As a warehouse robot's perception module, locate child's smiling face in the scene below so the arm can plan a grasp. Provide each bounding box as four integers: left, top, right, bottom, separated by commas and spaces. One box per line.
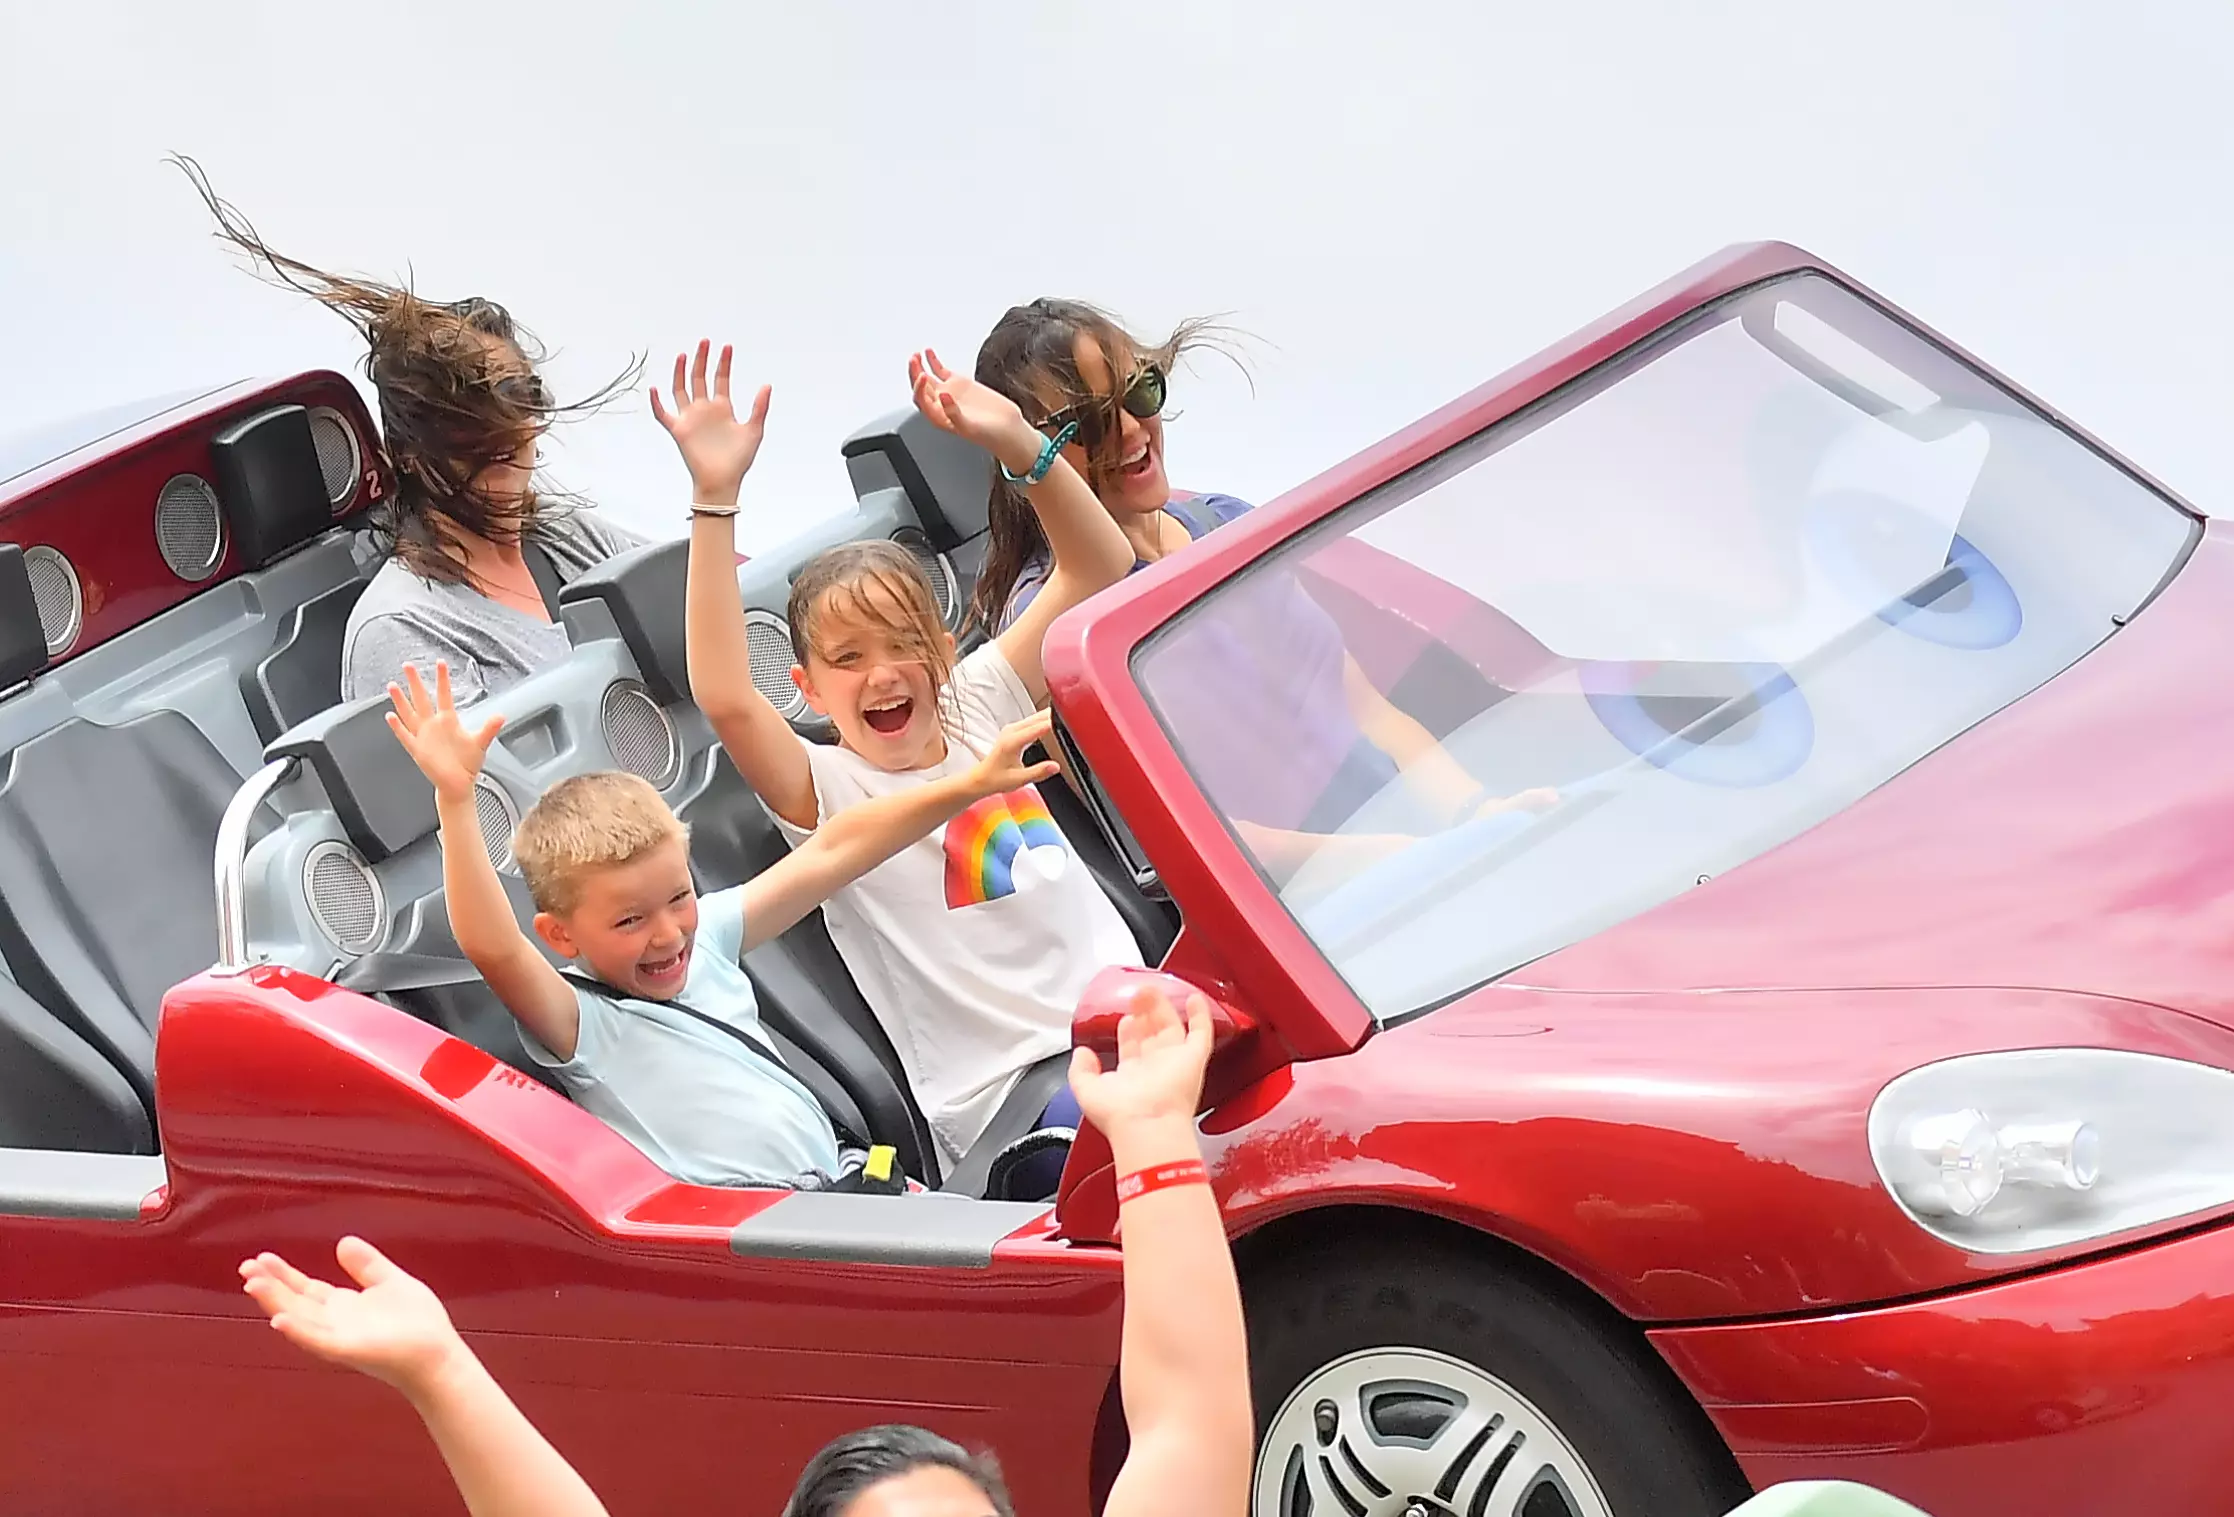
794, 580, 959, 773
533, 835, 700, 1000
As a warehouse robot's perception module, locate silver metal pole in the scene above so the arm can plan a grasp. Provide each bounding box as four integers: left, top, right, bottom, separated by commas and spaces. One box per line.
212, 757, 296, 973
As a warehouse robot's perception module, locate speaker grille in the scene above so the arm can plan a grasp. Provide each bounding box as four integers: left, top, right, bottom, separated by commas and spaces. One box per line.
303, 840, 385, 953
744, 610, 806, 719
21, 547, 81, 657
601, 680, 679, 789
893, 527, 959, 628
473, 778, 518, 873
306, 407, 361, 511
154, 473, 226, 582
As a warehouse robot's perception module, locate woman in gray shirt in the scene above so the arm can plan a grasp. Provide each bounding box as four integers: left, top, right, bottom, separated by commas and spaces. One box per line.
188, 165, 643, 705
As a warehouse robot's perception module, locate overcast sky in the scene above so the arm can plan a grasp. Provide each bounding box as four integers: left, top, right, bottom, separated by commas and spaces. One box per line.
4, 3, 2229, 548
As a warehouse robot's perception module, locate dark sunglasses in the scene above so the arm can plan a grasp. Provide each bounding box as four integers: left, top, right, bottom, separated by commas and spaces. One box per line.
493, 372, 553, 411
1039, 362, 1167, 453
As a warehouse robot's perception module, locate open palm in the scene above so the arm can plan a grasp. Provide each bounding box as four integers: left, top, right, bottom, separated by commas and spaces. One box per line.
386, 662, 503, 802
969, 710, 1063, 796
240, 1237, 463, 1394
650, 339, 772, 503
909, 348, 1033, 461
1069, 987, 1214, 1134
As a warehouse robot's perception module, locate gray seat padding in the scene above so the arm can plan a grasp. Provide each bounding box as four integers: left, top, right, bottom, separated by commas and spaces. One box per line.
683, 761, 942, 1180
840, 406, 997, 550
0, 974, 152, 1153
241, 578, 370, 744
0, 710, 265, 1104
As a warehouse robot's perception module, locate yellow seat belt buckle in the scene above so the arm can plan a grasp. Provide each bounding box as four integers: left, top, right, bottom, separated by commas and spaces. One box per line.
864, 1145, 896, 1184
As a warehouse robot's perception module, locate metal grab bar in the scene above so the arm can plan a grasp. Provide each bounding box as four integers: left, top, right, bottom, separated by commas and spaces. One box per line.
212, 757, 298, 974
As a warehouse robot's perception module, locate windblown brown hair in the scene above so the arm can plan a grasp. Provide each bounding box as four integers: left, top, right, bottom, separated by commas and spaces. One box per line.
170, 155, 640, 586
968, 298, 1238, 634
786, 540, 954, 692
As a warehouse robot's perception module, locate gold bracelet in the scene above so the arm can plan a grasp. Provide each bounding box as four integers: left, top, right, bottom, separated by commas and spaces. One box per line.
689, 502, 741, 518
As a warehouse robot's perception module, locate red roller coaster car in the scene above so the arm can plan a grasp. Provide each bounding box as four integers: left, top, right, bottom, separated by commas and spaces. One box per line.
1, 243, 2229, 1517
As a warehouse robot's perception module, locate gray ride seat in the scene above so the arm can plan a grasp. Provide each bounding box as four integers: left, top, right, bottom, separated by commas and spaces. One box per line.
0, 704, 262, 1108
240, 577, 372, 744
0, 546, 154, 1153
0, 407, 377, 1152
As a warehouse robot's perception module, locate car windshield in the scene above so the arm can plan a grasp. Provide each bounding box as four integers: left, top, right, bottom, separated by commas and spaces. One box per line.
1133, 273, 2196, 1022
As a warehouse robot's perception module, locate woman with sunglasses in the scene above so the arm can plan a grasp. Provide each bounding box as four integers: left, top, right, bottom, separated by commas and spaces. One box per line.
181, 161, 646, 707
970, 300, 1554, 880
968, 299, 1244, 635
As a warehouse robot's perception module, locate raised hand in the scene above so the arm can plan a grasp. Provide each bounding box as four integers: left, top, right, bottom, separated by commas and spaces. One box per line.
387, 662, 504, 803
908, 348, 1043, 476
240, 1237, 467, 1397
966, 710, 1062, 798
1069, 986, 1214, 1139
649, 339, 773, 507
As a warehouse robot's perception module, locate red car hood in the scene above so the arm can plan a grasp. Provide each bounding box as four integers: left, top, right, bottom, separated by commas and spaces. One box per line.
1514, 517, 2234, 1028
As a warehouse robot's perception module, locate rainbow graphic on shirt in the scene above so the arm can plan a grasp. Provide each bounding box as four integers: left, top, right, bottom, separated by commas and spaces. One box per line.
943, 786, 1068, 909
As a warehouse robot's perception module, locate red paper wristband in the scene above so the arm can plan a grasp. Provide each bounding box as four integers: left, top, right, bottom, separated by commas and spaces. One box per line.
1115, 1159, 1208, 1204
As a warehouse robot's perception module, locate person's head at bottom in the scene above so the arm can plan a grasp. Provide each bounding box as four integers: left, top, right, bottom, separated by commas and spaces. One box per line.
783, 1424, 1013, 1517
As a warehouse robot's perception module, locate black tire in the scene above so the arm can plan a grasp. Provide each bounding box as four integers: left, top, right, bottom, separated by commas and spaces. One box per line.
1246, 1231, 1747, 1517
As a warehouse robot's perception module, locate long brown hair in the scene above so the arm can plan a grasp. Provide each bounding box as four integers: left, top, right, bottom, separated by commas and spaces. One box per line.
787, 540, 955, 690
172, 156, 639, 585
967, 299, 1231, 634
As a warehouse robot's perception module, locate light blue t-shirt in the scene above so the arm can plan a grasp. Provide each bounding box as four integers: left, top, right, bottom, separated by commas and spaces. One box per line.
522, 886, 842, 1186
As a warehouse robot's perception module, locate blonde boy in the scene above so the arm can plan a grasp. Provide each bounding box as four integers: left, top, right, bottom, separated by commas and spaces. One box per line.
385, 662, 1057, 1188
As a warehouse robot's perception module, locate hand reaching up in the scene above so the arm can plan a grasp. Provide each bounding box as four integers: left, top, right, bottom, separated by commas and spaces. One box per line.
650, 340, 772, 508
1069, 986, 1215, 1149
241, 1237, 466, 1398
966, 710, 1063, 799
908, 348, 1044, 478
387, 662, 504, 804
243, 1238, 617, 1516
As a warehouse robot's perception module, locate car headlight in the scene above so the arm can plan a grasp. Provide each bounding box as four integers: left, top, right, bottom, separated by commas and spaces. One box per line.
1867, 1048, 2234, 1255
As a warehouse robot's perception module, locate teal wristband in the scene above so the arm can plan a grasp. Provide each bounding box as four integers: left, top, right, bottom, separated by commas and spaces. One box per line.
1000, 421, 1078, 487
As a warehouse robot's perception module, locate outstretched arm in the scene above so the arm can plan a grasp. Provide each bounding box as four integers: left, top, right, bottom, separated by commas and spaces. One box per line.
241, 1238, 610, 1517
656, 341, 818, 831
1233, 818, 1415, 888
1342, 656, 1557, 824
387, 664, 579, 1059
1072, 990, 1254, 1517
904, 349, 1133, 701
740, 712, 1060, 951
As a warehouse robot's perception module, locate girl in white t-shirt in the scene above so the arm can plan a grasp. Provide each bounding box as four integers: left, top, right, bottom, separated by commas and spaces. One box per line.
652, 340, 1142, 1178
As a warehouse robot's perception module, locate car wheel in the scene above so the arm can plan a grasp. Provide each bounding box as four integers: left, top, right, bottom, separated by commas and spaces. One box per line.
1246, 1236, 1744, 1517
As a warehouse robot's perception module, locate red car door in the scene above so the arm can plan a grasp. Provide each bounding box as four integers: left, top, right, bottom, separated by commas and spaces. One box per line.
0, 968, 1127, 1516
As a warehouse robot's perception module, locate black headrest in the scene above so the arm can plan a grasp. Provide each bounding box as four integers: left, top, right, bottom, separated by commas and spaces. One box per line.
840, 408, 995, 550
559, 538, 689, 706
266, 692, 434, 864
0, 545, 47, 687
211, 405, 335, 569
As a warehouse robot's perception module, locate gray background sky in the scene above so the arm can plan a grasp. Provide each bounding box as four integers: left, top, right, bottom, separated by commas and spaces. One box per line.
4, 3, 2229, 547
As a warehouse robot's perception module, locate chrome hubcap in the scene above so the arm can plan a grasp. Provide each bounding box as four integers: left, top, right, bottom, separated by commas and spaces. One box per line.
1254, 1347, 1613, 1517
